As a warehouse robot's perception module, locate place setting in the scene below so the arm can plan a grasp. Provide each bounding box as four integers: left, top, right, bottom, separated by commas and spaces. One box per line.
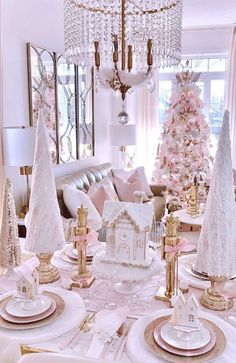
143, 294, 226, 362
0, 270, 65, 330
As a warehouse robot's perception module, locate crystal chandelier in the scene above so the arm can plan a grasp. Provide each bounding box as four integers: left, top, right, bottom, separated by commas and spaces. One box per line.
64, 0, 183, 100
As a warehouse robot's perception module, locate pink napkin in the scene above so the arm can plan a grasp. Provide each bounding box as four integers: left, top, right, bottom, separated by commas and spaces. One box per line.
86, 306, 129, 359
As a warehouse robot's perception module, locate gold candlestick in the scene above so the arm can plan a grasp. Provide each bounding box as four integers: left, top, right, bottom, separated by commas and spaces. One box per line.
155, 213, 180, 301
187, 175, 199, 217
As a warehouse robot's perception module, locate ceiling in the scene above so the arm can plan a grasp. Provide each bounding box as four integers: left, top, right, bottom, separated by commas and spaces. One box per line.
183, 0, 236, 27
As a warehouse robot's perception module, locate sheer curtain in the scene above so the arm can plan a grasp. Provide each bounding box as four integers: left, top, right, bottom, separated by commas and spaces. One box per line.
127, 72, 159, 180
226, 26, 236, 168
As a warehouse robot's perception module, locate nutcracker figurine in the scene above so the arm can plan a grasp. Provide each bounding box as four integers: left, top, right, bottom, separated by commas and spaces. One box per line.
155, 213, 180, 301
71, 205, 92, 285
187, 175, 199, 216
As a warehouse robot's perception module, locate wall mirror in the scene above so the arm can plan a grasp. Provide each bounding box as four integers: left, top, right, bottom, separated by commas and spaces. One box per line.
27, 43, 94, 164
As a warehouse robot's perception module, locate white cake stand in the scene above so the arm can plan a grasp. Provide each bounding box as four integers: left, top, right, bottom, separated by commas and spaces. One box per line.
92, 248, 162, 295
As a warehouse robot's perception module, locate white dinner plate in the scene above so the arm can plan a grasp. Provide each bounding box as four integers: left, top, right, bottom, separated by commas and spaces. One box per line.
160, 322, 211, 350
5, 295, 52, 318
154, 320, 216, 356
72, 247, 95, 258
1, 298, 56, 324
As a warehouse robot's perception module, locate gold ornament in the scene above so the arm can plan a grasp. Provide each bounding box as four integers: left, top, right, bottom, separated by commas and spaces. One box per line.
155, 213, 180, 301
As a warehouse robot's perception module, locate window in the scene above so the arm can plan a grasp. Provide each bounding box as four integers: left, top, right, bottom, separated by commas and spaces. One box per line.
158, 56, 227, 155
188, 314, 194, 322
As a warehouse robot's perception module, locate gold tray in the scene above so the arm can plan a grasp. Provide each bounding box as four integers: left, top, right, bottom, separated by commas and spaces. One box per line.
0, 291, 65, 330
144, 315, 226, 363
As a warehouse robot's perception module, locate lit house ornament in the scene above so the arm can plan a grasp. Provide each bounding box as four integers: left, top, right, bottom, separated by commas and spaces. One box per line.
64, 0, 183, 101
170, 294, 201, 331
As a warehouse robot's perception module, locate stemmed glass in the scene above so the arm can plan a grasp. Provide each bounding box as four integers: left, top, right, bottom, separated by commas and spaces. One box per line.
215, 279, 236, 326
150, 220, 166, 249
91, 248, 118, 310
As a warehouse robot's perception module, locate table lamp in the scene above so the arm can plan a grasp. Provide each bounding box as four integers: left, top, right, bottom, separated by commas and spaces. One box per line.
110, 124, 136, 169
2, 126, 36, 217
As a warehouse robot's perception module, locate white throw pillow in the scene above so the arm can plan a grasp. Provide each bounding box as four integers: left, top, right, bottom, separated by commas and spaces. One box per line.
63, 186, 102, 231
112, 166, 154, 197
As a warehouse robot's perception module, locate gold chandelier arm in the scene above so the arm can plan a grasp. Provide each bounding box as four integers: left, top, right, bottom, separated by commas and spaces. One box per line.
67, 0, 180, 17
121, 0, 126, 70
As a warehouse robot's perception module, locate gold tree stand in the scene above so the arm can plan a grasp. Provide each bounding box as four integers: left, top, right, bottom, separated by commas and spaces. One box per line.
200, 276, 233, 311
36, 253, 60, 284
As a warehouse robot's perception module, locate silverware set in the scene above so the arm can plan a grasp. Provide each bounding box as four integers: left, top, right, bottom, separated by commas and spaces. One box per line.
59, 312, 95, 350
59, 312, 131, 360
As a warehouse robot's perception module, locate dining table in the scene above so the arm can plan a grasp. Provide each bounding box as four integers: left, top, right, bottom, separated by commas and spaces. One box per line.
0, 236, 236, 363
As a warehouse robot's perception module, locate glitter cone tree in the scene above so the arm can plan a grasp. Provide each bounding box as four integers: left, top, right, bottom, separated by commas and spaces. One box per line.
153, 68, 211, 203
0, 177, 21, 270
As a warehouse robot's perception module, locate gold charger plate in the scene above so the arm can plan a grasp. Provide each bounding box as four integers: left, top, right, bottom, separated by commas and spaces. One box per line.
0, 291, 65, 330
144, 315, 226, 363
1, 298, 57, 324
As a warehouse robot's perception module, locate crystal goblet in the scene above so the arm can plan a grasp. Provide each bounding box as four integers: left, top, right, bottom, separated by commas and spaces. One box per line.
215, 279, 236, 326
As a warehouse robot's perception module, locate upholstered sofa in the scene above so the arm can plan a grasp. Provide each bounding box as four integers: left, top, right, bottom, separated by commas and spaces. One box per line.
55, 162, 166, 221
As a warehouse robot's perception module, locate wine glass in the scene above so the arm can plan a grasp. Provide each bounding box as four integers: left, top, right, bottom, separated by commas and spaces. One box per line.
150, 220, 166, 249
215, 279, 236, 326
91, 248, 117, 310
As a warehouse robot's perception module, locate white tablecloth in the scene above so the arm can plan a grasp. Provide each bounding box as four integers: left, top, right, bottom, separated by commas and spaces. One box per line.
126, 308, 236, 363
0, 287, 86, 344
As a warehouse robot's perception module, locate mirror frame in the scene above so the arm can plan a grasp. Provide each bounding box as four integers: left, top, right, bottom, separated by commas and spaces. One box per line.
27, 42, 95, 164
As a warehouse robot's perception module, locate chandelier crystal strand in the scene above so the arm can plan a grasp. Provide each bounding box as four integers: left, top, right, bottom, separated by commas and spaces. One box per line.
64, 0, 182, 98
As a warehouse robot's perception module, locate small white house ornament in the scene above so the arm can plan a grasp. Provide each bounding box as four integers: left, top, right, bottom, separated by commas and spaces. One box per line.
103, 200, 154, 266
16, 270, 40, 300
170, 294, 201, 332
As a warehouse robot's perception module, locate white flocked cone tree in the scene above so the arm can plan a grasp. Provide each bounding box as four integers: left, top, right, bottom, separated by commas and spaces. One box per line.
25, 108, 65, 283
195, 110, 236, 310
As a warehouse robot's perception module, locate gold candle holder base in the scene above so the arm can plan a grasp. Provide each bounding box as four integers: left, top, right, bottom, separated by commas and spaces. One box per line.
36, 253, 60, 284
71, 273, 95, 288
155, 286, 171, 302
200, 278, 233, 311
71, 270, 91, 281
155, 286, 179, 302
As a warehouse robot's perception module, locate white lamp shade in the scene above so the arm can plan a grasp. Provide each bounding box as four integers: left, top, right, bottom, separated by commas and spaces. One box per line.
110, 124, 136, 146
2, 127, 36, 166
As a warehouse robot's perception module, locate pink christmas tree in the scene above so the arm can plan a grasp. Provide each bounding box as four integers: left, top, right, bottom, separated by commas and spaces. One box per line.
153, 68, 211, 203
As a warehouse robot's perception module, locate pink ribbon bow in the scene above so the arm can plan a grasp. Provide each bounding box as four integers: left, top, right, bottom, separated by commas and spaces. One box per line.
165, 238, 195, 260
71, 230, 99, 246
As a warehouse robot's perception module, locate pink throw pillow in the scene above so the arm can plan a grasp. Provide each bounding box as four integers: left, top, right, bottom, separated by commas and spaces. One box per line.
88, 184, 114, 216
114, 172, 149, 202
112, 166, 153, 197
